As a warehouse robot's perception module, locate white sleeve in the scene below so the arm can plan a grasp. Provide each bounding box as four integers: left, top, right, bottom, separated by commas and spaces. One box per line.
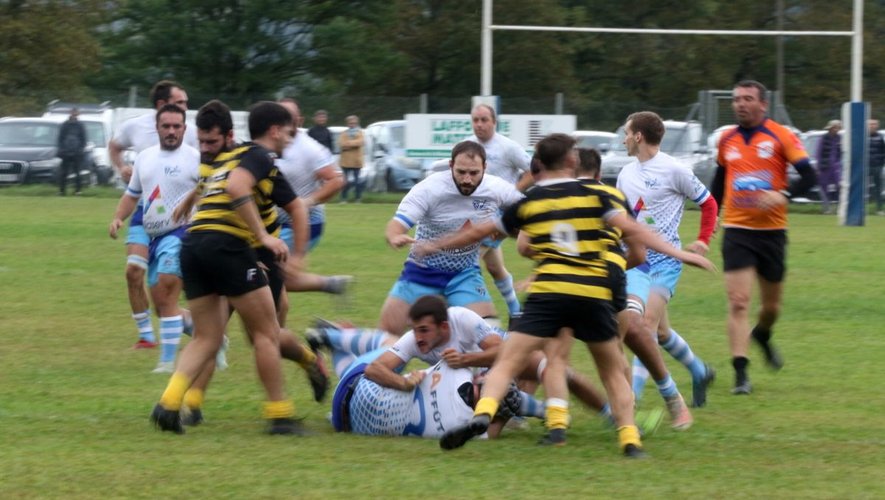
450, 307, 502, 350
310, 141, 335, 173
114, 120, 135, 149
388, 331, 420, 364
674, 165, 710, 204
510, 143, 531, 174
393, 180, 431, 229
125, 151, 146, 197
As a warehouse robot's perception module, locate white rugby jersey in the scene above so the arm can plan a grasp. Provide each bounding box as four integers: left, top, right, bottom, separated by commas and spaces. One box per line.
388, 307, 502, 365
616, 151, 710, 267
349, 361, 479, 438
394, 171, 523, 273
126, 144, 200, 237
113, 112, 198, 153
466, 133, 531, 185
275, 131, 337, 225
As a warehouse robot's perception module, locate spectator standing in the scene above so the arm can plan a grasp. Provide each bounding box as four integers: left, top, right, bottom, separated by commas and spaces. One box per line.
57, 107, 87, 196
816, 120, 842, 214
339, 115, 365, 203
868, 119, 884, 215
307, 110, 334, 152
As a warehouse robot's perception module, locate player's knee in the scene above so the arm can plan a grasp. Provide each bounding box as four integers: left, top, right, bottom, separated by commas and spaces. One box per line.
125, 255, 147, 281
125, 266, 145, 284
727, 291, 751, 313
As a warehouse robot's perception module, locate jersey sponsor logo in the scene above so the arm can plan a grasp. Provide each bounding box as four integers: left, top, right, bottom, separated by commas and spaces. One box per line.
473, 199, 488, 211
725, 146, 742, 161
757, 141, 775, 159
144, 185, 165, 215
644, 178, 660, 190
164, 165, 182, 176
143, 219, 171, 233
733, 174, 772, 192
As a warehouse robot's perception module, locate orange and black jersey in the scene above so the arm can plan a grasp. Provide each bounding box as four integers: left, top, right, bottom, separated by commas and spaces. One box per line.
497, 178, 629, 301
189, 143, 297, 247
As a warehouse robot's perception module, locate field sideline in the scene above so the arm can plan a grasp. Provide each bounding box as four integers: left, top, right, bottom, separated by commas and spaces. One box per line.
1, 189, 884, 498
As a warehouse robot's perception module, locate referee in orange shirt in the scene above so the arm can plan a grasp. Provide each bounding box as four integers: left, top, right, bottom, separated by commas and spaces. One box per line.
711, 80, 817, 395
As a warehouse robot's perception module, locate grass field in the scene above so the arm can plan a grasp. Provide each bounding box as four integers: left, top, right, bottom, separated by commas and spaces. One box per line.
1, 186, 884, 498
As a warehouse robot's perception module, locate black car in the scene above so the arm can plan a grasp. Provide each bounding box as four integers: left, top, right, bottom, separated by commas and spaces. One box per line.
0, 117, 113, 186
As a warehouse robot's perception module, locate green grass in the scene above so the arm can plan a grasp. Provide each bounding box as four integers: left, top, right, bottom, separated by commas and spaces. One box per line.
1, 191, 884, 498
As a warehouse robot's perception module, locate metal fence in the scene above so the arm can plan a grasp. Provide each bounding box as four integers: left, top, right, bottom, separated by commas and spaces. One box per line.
0, 86, 851, 133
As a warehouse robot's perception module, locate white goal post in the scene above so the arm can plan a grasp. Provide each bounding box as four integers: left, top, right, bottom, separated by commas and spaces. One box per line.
480, 0, 868, 226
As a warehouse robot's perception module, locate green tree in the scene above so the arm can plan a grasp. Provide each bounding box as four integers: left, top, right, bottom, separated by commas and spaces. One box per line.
0, 1, 104, 115
95, 0, 317, 107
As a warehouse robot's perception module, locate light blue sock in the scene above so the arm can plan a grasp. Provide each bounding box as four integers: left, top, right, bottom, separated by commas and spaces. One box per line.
159, 315, 183, 363
632, 356, 650, 401
655, 374, 679, 399
494, 274, 521, 315
661, 328, 706, 381
326, 328, 392, 356
133, 310, 155, 342
518, 391, 545, 418
599, 403, 615, 426
332, 350, 357, 378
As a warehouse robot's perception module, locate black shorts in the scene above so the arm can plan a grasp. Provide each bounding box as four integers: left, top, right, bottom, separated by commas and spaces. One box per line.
181, 232, 269, 300
255, 247, 285, 307
722, 228, 787, 283
510, 293, 619, 343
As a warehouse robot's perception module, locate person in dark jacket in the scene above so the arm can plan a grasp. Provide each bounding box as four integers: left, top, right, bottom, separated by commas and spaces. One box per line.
56, 108, 87, 195
868, 119, 885, 215
815, 120, 842, 214
307, 110, 333, 152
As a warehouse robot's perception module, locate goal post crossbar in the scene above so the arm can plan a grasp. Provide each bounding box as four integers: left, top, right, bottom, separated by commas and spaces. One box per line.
489, 25, 854, 37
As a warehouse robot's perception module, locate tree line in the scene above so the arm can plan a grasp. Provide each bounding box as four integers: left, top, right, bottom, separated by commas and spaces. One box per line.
1, 0, 882, 130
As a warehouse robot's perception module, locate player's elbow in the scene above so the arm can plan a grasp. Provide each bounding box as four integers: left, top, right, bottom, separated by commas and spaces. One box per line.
363, 362, 387, 384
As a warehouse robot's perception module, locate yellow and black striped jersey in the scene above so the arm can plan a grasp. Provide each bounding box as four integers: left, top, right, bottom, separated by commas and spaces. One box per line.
189, 143, 297, 247
498, 178, 629, 300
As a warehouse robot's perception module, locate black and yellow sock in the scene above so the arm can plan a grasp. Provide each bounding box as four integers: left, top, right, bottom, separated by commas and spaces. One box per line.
545, 398, 570, 430
474, 397, 499, 418
158, 372, 191, 411
297, 349, 317, 372
262, 400, 296, 420
617, 425, 642, 451
183, 388, 204, 411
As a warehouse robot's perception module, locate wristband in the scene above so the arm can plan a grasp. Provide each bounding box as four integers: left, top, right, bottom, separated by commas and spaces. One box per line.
230, 195, 253, 208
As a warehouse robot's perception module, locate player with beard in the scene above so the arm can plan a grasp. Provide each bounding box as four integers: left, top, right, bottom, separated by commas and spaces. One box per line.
151, 101, 306, 435
164, 100, 328, 429
108, 104, 200, 373
377, 140, 524, 337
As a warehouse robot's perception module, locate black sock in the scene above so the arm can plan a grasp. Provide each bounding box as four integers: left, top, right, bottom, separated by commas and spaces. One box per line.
752, 325, 772, 344
733, 356, 749, 382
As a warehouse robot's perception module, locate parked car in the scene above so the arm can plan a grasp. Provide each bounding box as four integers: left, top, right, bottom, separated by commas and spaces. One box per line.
361, 120, 426, 192
0, 116, 113, 186
572, 130, 617, 155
